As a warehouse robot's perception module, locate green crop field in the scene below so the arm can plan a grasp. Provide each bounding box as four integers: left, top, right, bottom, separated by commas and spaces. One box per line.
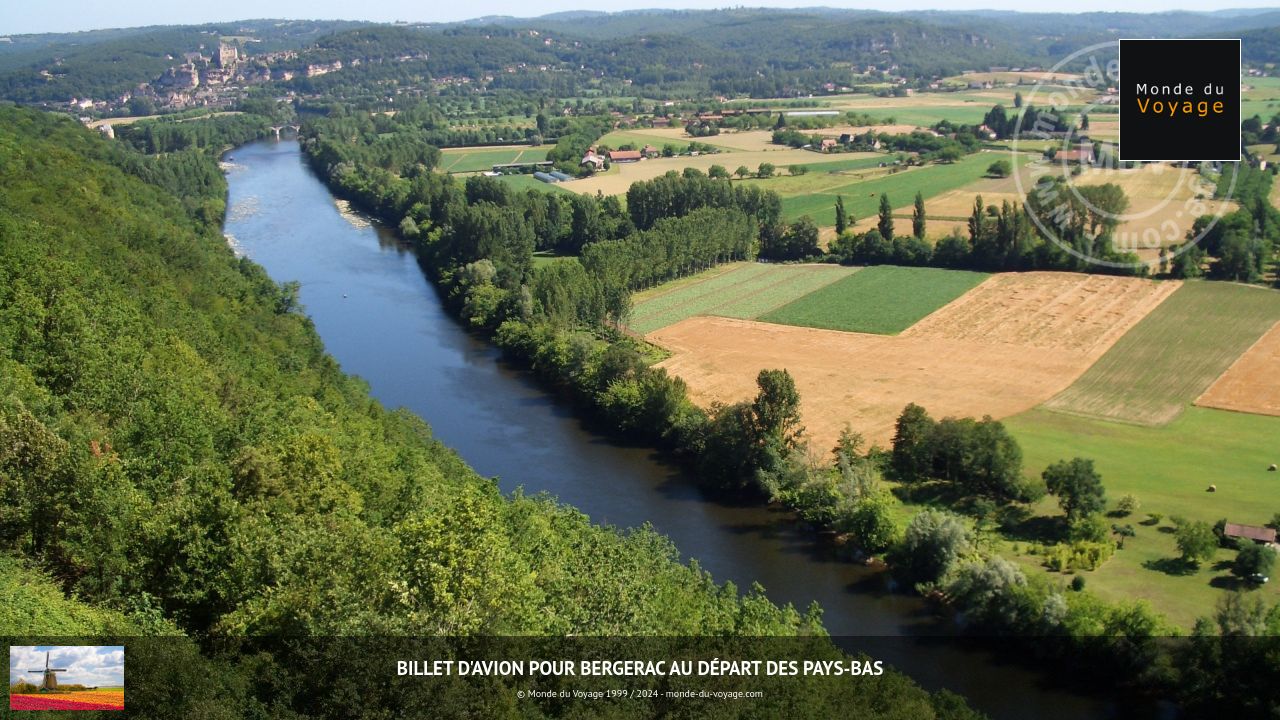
627, 262, 857, 334
780, 152, 1005, 225
1042, 281, 1280, 425
498, 173, 572, 193
439, 146, 548, 173
758, 265, 989, 334
1004, 407, 1280, 628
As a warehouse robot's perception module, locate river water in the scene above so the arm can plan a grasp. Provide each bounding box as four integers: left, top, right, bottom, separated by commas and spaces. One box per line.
222, 138, 1126, 720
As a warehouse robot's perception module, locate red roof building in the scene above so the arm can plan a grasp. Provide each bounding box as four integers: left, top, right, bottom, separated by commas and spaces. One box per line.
609, 150, 643, 163
1225, 523, 1278, 544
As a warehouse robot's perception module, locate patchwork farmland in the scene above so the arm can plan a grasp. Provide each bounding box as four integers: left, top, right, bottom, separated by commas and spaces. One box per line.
648, 271, 1178, 450
1042, 281, 1280, 425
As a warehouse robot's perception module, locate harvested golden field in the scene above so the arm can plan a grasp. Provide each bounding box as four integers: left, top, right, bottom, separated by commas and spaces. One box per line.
901, 272, 1181, 353
1196, 321, 1280, 417
650, 271, 1178, 449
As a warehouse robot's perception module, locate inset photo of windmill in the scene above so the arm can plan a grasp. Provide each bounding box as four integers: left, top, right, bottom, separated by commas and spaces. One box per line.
8, 646, 124, 711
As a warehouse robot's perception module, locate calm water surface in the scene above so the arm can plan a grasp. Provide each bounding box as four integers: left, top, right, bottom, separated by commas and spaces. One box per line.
223, 139, 1136, 720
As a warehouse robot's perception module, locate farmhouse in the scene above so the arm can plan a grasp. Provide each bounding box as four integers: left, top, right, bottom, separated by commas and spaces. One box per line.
609, 150, 643, 163
820, 138, 838, 152
1056, 142, 1095, 165
1224, 522, 1279, 546
642, 144, 660, 158
581, 150, 605, 170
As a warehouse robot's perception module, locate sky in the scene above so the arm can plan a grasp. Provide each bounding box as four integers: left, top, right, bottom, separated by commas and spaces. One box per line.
9, 646, 125, 688
3, 1, 1280, 36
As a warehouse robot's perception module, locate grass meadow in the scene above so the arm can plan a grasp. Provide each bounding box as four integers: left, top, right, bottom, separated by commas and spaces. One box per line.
1004, 406, 1280, 628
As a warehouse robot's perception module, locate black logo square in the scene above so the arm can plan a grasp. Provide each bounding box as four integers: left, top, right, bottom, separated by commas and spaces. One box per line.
1120, 39, 1240, 162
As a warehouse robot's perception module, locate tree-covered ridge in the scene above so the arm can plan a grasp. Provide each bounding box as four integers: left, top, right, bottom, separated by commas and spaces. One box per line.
11, 9, 1280, 105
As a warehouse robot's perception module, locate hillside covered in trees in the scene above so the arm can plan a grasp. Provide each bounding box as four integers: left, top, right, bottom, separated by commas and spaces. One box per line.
9, 8, 1280, 103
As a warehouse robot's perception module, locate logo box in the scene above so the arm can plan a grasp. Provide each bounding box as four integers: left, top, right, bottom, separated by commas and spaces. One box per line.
1119, 39, 1241, 162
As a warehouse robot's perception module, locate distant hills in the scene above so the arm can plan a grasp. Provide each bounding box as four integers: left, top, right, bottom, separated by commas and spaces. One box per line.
5, 8, 1280, 105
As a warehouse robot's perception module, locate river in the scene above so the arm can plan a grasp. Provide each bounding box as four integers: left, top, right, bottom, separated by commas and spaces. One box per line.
221, 138, 1130, 720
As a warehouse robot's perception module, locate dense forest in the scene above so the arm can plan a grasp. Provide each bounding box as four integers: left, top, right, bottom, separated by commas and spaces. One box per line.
0, 105, 989, 716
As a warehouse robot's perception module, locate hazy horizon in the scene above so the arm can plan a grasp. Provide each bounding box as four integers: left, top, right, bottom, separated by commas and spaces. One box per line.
5, 1, 1280, 36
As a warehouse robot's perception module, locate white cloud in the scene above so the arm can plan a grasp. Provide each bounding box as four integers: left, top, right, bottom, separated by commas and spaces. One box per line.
9, 646, 124, 687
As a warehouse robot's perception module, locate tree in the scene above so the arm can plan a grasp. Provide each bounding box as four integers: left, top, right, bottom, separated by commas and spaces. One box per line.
912, 191, 926, 239
877, 193, 894, 241
764, 216, 820, 260
834, 195, 848, 236
1232, 544, 1276, 580
841, 496, 900, 554
752, 369, 803, 449
891, 403, 935, 481
734, 165, 750, 179
946, 556, 1029, 628
1170, 242, 1205, 279
1176, 520, 1219, 567
788, 164, 808, 176
1014, 91, 1023, 109
986, 160, 1012, 178
894, 509, 973, 585
708, 164, 730, 180
1080, 113, 1090, 130
1043, 457, 1105, 523
757, 162, 775, 178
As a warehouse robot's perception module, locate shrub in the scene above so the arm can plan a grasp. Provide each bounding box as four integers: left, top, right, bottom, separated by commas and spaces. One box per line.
840, 495, 901, 554
1070, 575, 1086, 591
1043, 541, 1113, 572
893, 509, 973, 584
986, 160, 1012, 178
1115, 494, 1140, 516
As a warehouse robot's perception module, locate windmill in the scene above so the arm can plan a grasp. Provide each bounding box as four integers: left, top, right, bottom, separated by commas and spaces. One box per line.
28, 651, 67, 691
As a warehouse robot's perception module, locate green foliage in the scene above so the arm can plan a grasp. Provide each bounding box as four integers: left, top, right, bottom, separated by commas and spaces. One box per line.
841, 495, 901, 554
1043, 541, 1113, 572
1175, 521, 1219, 567
1043, 458, 1107, 523
888, 403, 1031, 503
1232, 543, 1277, 580
1115, 493, 1141, 517
0, 106, 834, 648
986, 160, 1012, 178
894, 509, 973, 585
